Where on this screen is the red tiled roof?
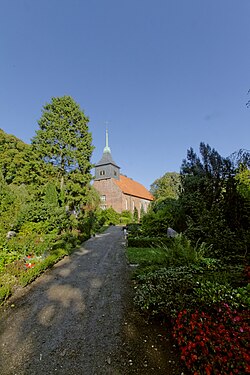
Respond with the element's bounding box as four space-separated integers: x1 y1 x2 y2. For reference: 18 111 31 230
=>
114 174 154 201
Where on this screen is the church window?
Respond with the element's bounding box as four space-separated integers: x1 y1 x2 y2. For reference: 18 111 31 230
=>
114 170 117 176
100 170 105 176
101 195 106 202
132 201 135 210
125 199 128 210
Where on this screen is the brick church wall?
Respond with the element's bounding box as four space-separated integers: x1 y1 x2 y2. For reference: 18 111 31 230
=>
122 194 150 217
93 179 123 212
94 178 152 218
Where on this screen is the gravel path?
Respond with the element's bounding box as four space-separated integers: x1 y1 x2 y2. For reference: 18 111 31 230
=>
0 226 183 375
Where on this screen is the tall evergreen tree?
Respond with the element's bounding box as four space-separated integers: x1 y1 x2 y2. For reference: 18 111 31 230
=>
32 96 94 209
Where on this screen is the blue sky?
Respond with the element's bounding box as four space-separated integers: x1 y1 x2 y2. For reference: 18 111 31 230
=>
1 0 250 189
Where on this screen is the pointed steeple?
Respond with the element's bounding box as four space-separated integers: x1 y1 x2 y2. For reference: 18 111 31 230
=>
103 128 111 154
94 129 120 181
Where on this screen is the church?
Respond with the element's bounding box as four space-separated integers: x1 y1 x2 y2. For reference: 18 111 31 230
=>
93 131 153 217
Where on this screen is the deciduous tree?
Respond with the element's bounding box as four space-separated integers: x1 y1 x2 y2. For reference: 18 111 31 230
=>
150 172 181 200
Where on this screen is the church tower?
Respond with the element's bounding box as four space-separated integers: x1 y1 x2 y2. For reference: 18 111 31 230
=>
94 129 120 181
93 129 153 213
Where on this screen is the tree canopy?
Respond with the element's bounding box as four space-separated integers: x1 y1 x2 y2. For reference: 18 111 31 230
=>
178 143 250 255
150 172 181 200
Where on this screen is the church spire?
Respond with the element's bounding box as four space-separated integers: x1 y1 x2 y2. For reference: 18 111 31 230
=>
103 128 111 153
95 128 120 181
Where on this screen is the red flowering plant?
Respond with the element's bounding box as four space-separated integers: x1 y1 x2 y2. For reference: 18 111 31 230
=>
173 304 250 374
24 255 42 269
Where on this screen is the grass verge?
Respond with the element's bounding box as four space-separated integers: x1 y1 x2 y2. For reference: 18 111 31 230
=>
127 247 167 265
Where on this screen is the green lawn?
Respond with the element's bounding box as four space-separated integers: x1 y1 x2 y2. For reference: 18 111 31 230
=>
126 247 167 266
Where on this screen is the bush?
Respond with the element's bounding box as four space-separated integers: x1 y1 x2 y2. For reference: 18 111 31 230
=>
134 266 198 317
126 223 142 236
128 234 213 268
163 234 211 266
120 210 133 225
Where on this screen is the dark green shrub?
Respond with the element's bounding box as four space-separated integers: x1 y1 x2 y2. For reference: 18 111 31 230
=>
126 223 142 236
134 266 198 317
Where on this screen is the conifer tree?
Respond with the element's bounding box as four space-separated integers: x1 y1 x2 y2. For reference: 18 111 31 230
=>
32 96 94 209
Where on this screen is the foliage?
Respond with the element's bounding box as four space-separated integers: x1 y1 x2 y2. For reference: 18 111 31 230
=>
128 233 209 265
127 247 168 266
0 230 81 303
0 109 99 304
120 210 133 225
141 198 182 237
150 172 181 200
173 305 250 374
235 166 250 201
126 223 142 236
134 266 197 317
43 181 59 206
179 142 250 257
97 207 121 225
0 128 50 188
18 248 70 287
130 142 250 374
140 208 170 236
78 210 97 238
164 234 210 266
133 206 139 223
0 272 15 302
31 96 94 209
84 185 101 212
0 128 30 184
194 281 250 309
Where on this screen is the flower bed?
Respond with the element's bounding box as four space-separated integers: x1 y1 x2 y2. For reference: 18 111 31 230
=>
173 304 250 374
